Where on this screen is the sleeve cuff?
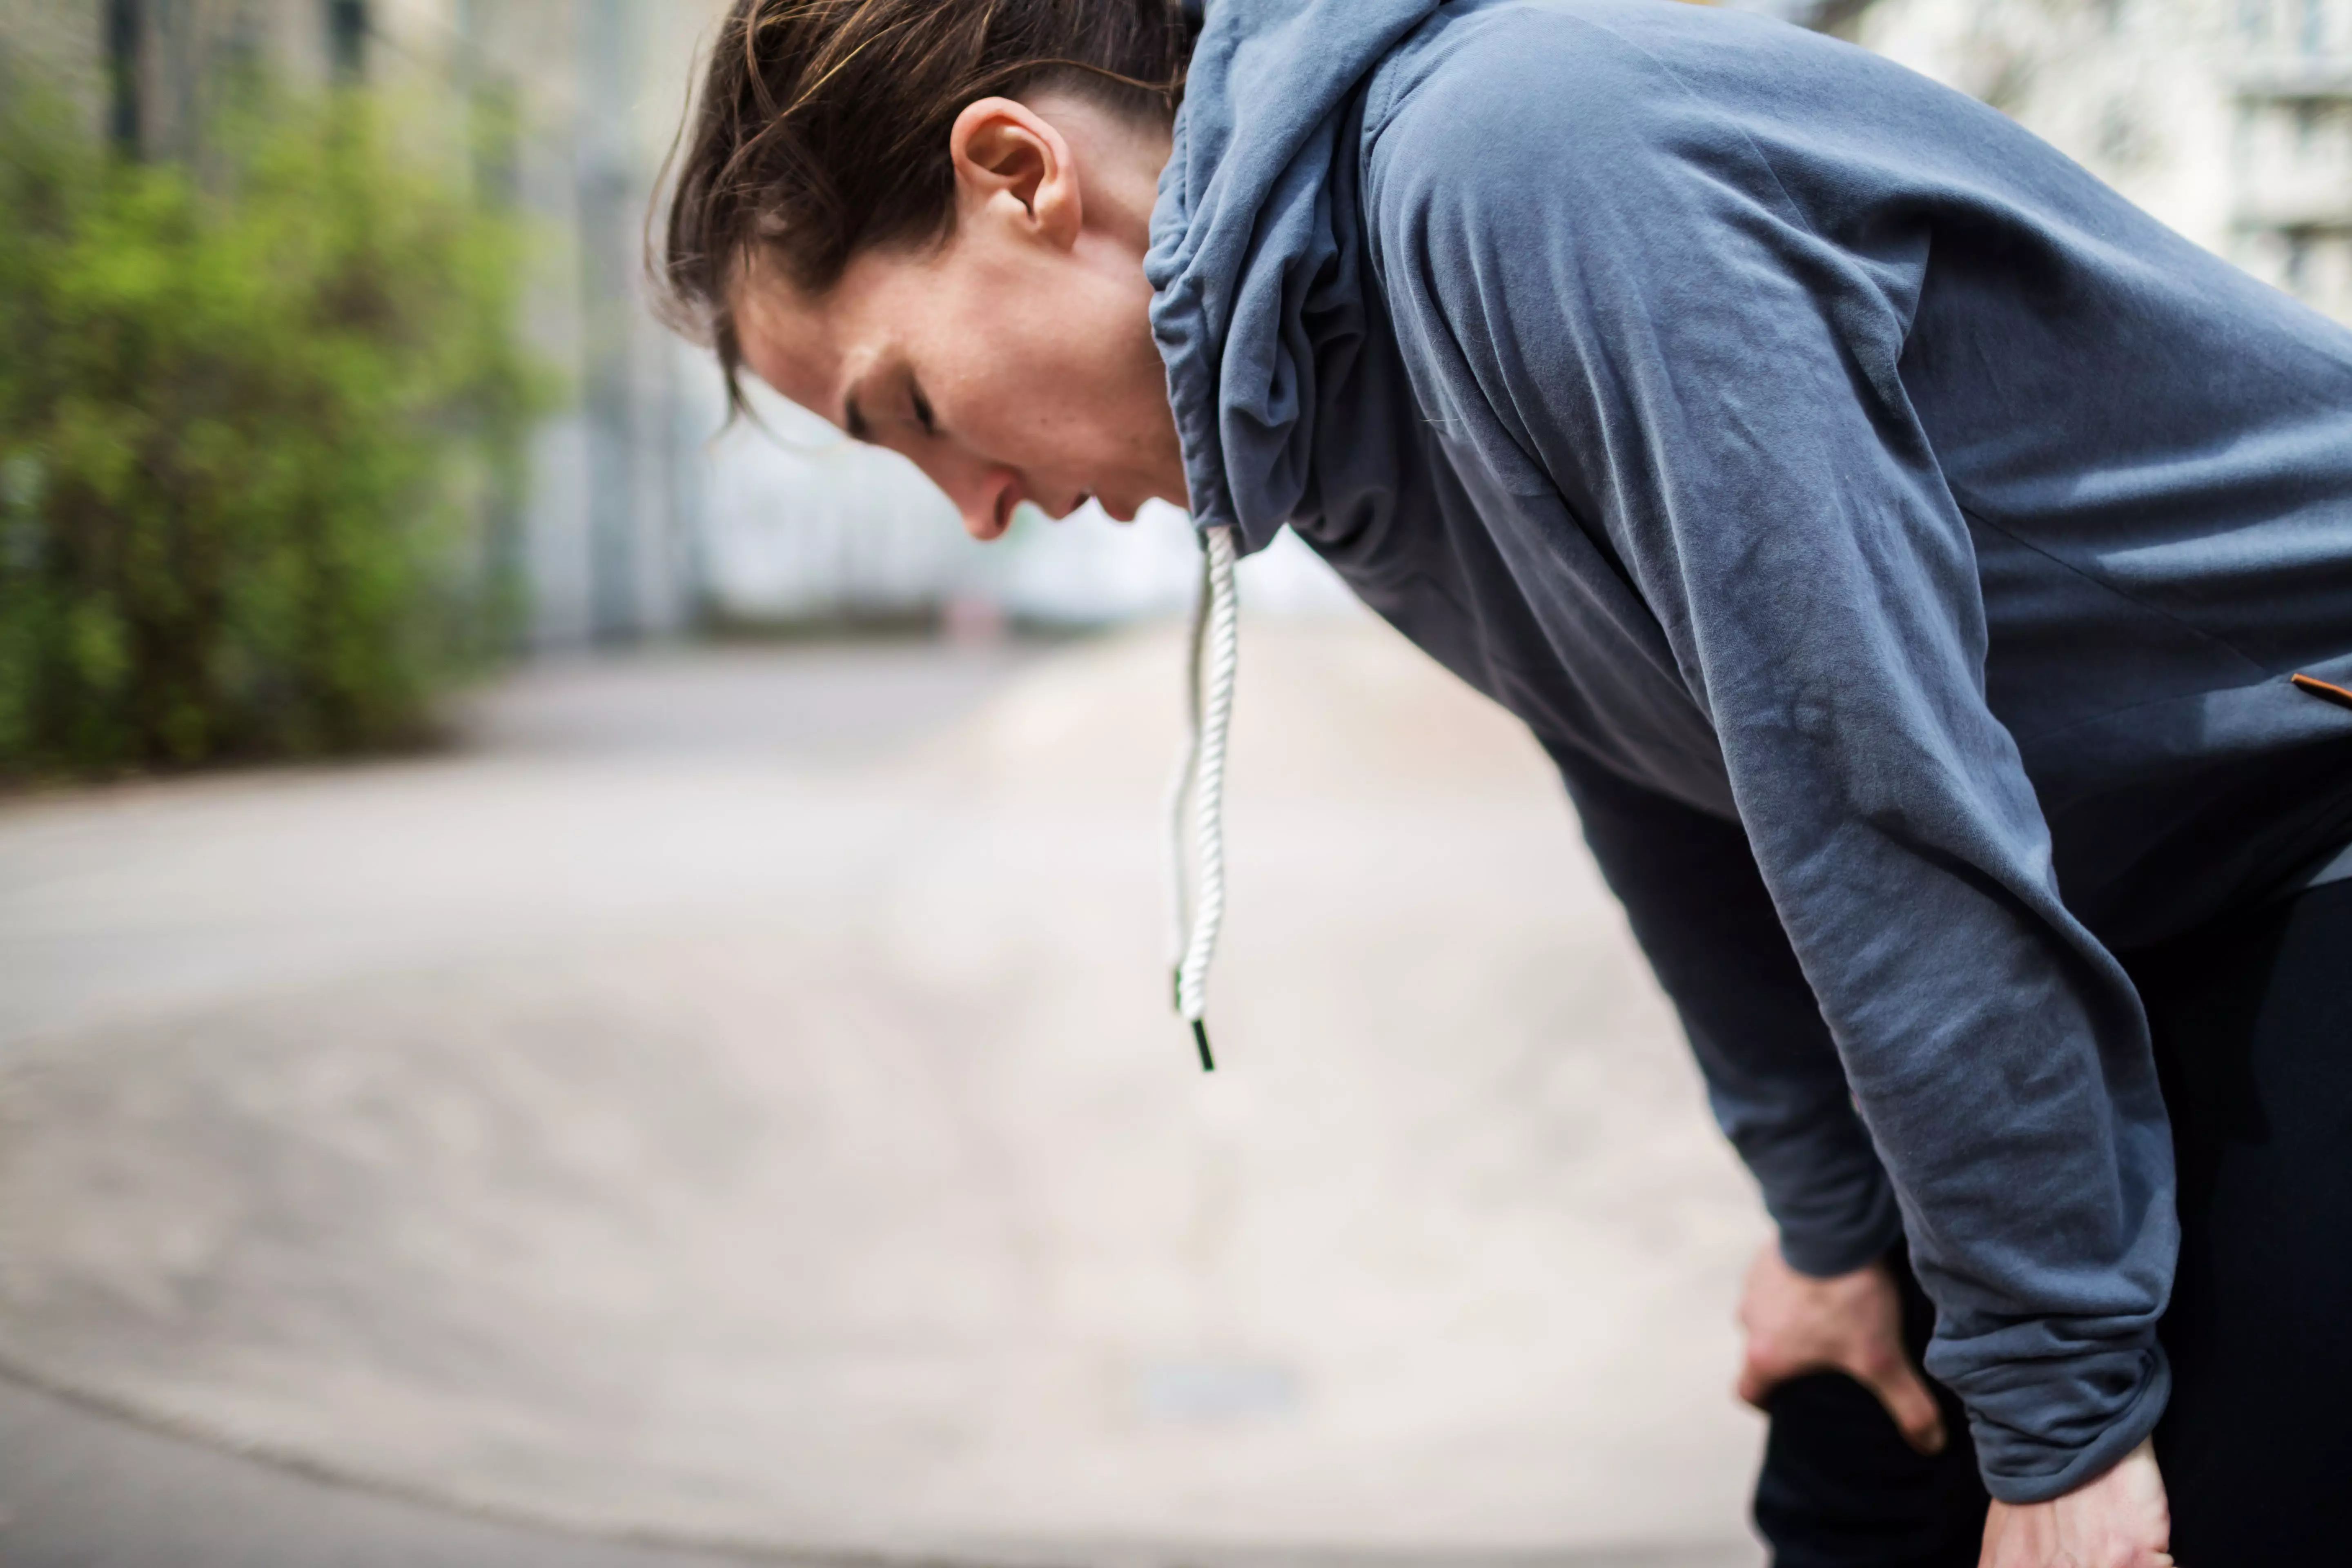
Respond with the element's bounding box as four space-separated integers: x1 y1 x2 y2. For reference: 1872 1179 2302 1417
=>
1773 1178 1906 1279
1969 1345 2171 1506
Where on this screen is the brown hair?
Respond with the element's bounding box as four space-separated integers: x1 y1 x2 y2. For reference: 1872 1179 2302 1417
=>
659 0 1196 412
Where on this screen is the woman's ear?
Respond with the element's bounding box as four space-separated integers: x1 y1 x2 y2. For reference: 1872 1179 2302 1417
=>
948 97 1082 251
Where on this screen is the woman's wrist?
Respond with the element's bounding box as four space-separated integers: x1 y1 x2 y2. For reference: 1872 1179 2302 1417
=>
1980 1438 2172 1568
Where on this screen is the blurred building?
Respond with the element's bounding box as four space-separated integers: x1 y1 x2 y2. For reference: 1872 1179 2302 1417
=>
0 0 727 648
1826 0 2352 322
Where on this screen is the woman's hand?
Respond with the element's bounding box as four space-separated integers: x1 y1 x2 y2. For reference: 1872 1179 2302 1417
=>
1736 1244 2172 1565
1979 1438 2172 1568
1734 1241 1947 1454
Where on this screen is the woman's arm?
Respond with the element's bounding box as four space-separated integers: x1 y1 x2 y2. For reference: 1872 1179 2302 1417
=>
1552 745 1902 1280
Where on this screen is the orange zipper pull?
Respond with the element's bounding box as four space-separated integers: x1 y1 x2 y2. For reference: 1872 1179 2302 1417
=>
2290 672 2352 712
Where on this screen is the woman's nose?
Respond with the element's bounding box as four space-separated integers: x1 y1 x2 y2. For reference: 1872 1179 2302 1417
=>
901 436 1020 542
938 460 1018 543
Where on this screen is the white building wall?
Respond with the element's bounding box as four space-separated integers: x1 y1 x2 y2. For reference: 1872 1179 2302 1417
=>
1847 0 2352 321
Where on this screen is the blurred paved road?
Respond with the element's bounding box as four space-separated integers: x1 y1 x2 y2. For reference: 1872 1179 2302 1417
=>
0 1373 786 1568
0 1379 1749 1568
0 626 1768 1567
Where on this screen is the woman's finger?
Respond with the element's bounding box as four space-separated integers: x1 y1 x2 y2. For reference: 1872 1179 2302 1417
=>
1858 1354 1948 1455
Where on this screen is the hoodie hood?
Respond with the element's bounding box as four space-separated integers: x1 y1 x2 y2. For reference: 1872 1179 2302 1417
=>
1146 0 1442 554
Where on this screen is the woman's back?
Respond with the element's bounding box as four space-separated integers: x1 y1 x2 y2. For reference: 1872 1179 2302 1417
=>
1156 0 2352 942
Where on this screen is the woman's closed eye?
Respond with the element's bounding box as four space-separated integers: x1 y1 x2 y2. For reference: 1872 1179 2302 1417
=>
910 381 938 438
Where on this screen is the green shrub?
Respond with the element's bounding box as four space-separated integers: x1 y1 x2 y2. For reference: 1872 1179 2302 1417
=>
0 85 548 778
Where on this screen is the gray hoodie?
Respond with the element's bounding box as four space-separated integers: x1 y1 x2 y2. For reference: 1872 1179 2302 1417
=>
1147 0 2352 1505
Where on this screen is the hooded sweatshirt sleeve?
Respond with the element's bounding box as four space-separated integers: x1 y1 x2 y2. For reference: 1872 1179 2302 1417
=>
1361 10 2174 1503
1549 744 1904 1281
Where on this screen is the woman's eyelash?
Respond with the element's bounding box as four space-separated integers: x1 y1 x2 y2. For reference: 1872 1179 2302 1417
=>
911 386 937 435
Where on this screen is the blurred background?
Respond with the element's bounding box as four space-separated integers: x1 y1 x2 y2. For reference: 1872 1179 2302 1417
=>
0 2 2346 1566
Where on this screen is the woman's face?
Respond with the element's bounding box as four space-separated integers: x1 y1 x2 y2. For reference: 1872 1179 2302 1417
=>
731 93 1187 541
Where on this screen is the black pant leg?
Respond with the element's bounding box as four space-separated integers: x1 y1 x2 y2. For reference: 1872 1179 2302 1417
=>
1751 1245 1988 1568
2125 879 2352 1566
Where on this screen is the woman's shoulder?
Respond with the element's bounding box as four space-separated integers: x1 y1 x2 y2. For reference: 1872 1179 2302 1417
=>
1363 0 1952 194
1365 0 1809 140
1356 0 1999 265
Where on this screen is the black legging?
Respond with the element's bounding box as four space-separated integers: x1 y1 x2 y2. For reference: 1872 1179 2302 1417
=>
1752 878 2352 1568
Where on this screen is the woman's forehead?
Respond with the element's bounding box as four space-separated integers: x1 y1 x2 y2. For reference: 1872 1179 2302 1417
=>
732 256 906 421
733 283 851 421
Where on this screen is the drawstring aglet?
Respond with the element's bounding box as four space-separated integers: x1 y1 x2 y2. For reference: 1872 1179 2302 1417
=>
1191 1019 1216 1073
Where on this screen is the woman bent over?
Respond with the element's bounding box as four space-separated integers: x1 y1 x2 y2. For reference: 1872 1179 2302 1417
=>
660 3 2352 1562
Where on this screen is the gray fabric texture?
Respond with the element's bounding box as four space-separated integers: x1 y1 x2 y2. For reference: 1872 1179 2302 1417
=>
2295 837 2352 892
1146 0 2352 1504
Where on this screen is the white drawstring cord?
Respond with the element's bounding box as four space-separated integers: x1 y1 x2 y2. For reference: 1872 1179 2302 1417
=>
1163 550 1207 996
1167 523 1238 1071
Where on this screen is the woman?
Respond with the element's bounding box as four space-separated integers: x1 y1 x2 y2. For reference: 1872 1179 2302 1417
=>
660 2 2352 1562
